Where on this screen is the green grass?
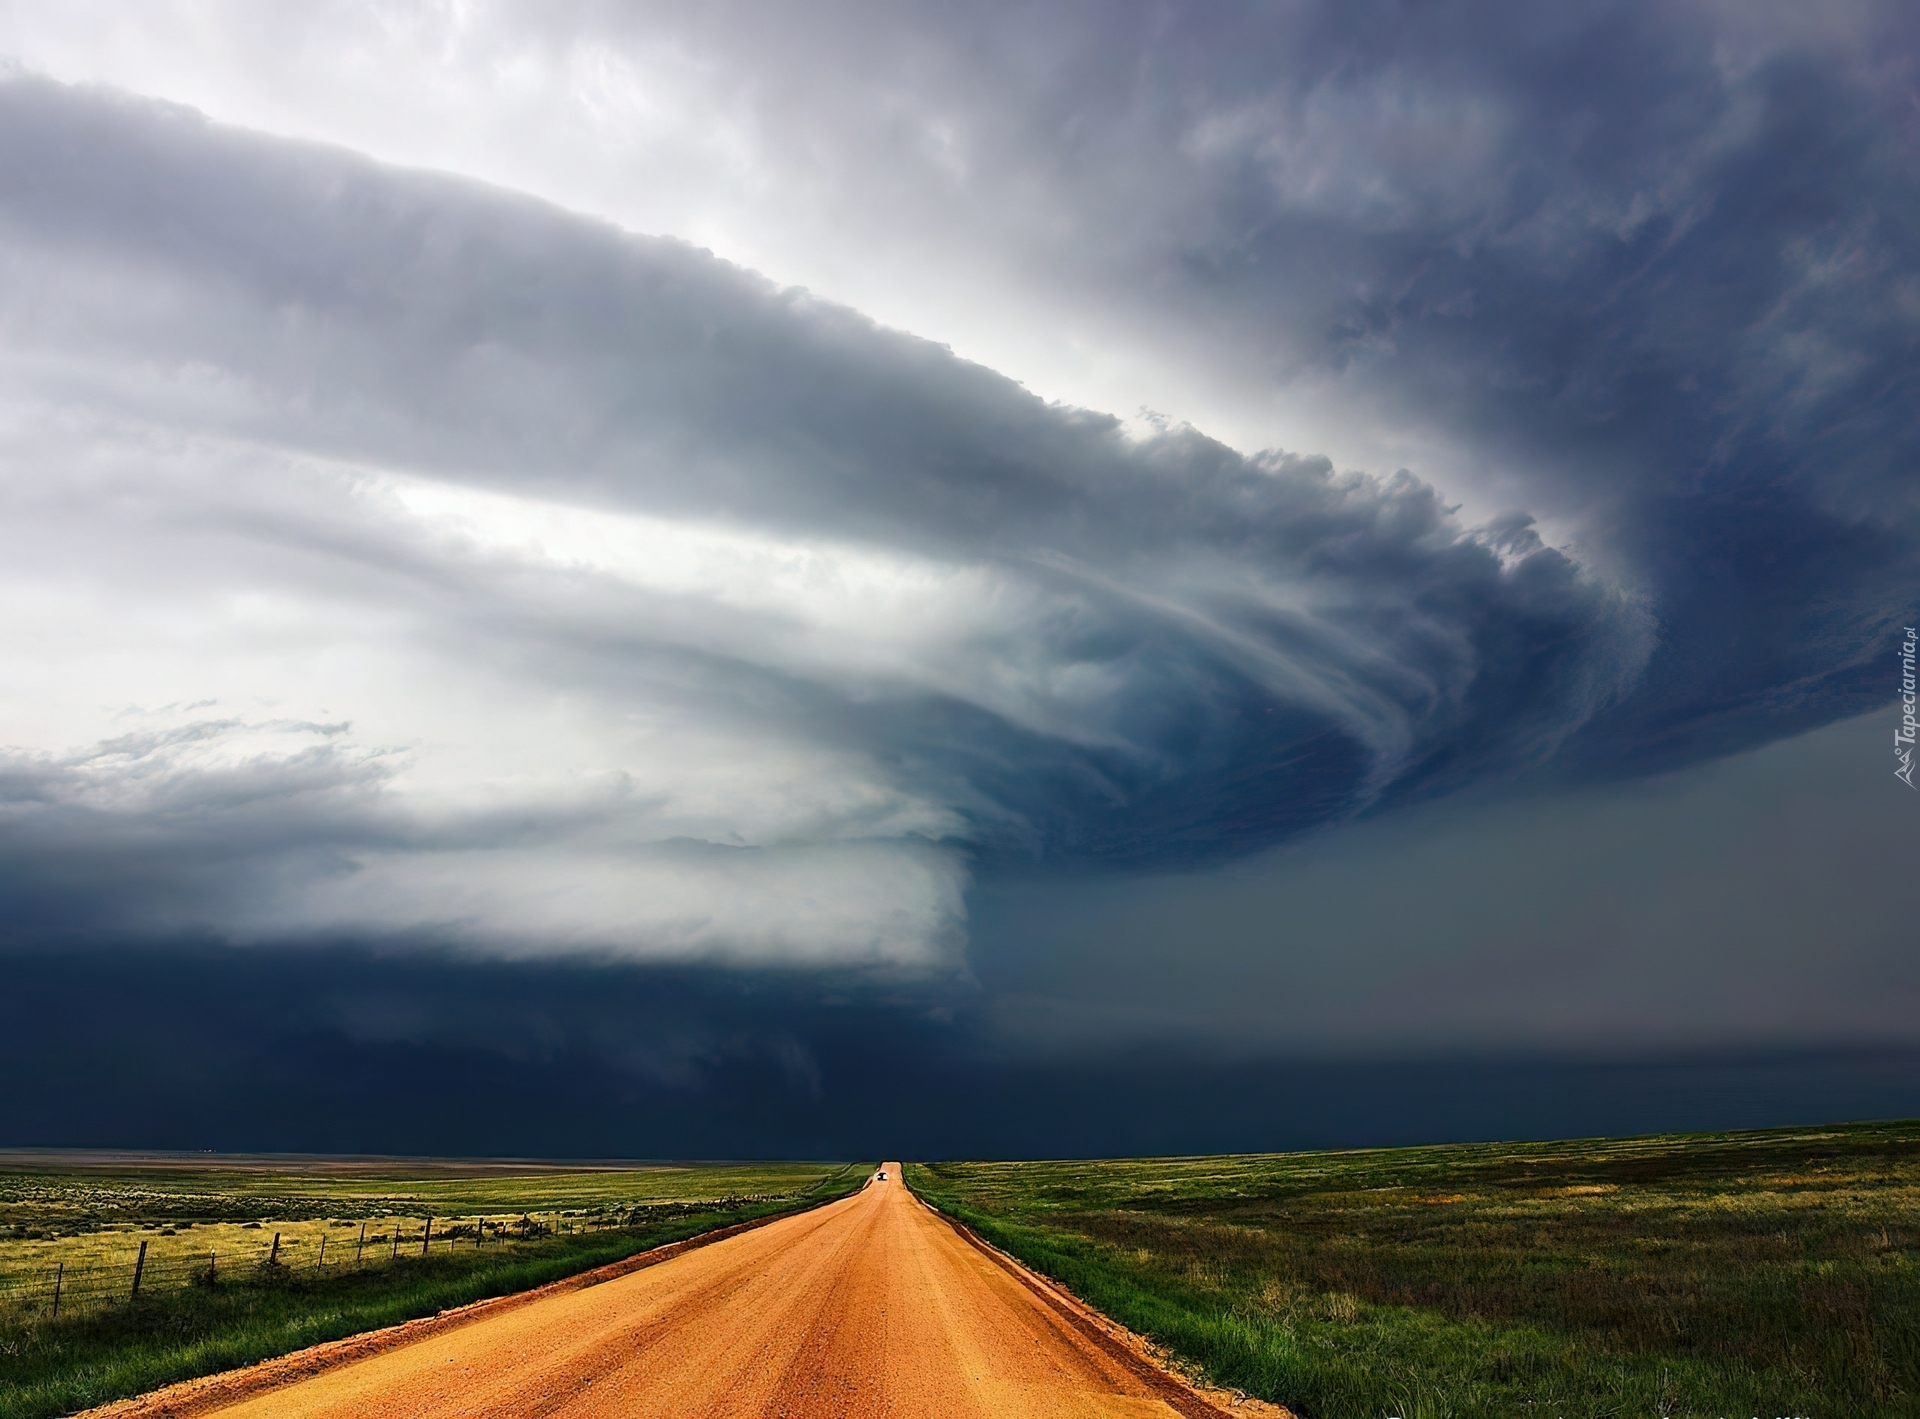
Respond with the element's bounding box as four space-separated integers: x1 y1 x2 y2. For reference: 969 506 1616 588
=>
0 1156 866 1419
909 1120 1920 1418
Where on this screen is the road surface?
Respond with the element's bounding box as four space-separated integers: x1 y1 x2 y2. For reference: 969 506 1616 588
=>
110 1165 1247 1419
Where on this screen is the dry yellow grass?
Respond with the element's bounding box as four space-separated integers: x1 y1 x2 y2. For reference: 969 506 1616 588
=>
0 1155 850 1315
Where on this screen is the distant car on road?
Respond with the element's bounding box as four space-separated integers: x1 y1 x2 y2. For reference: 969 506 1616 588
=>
876 1171 887 1181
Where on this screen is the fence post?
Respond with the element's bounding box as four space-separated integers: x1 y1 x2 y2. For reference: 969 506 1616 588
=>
208 1250 216 1287
131 1240 148 1300
318 1234 326 1269
421 1218 432 1256
269 1232 281 1266
356 1221 366 1267
391 1222 400 1261
51 1260 63 1318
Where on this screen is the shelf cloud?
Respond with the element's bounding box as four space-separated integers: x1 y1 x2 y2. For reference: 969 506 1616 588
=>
0 3 1916 1151
0 73 1661 962
0 0 1913 1008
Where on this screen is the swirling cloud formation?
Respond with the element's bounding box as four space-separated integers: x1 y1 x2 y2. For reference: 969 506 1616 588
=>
0 0 1911 967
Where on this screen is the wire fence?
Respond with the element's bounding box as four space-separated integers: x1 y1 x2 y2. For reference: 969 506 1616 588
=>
0 1195 791 1322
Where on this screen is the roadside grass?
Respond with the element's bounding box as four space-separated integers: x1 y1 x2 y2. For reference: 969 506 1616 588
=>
0 1158 865 1419
0 1155 853 1311
909 1120 1920 1418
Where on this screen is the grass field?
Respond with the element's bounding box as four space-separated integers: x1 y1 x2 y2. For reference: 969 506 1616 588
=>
909 1120 1920 1419
0 1153 864 1419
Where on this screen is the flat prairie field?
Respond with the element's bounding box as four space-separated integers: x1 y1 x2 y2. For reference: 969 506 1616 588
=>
910 1120 1920 1419
0 1153 863 1419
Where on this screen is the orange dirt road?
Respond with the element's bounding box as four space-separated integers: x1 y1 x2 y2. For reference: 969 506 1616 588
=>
111 1166 1245 1419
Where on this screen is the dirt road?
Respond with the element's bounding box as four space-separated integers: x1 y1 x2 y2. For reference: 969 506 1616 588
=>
104 1164 1248 1418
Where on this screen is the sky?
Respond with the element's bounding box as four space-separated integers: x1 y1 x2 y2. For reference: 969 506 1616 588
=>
0 0 1916 1158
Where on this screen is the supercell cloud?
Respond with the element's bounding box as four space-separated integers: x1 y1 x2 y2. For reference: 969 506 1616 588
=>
0 75 1649 962
0 0 1914 987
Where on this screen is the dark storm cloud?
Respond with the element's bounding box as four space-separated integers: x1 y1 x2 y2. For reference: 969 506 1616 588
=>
0 70 1649 951
538 0 1920 770
970 707 1920 1060
1181 6 1920 773
5 943 1918 1157
0 719 383 937
0 0 1914 990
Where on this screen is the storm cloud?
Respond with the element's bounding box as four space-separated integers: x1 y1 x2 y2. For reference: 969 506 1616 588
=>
0 71 1661 961
0 1 1914 1110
